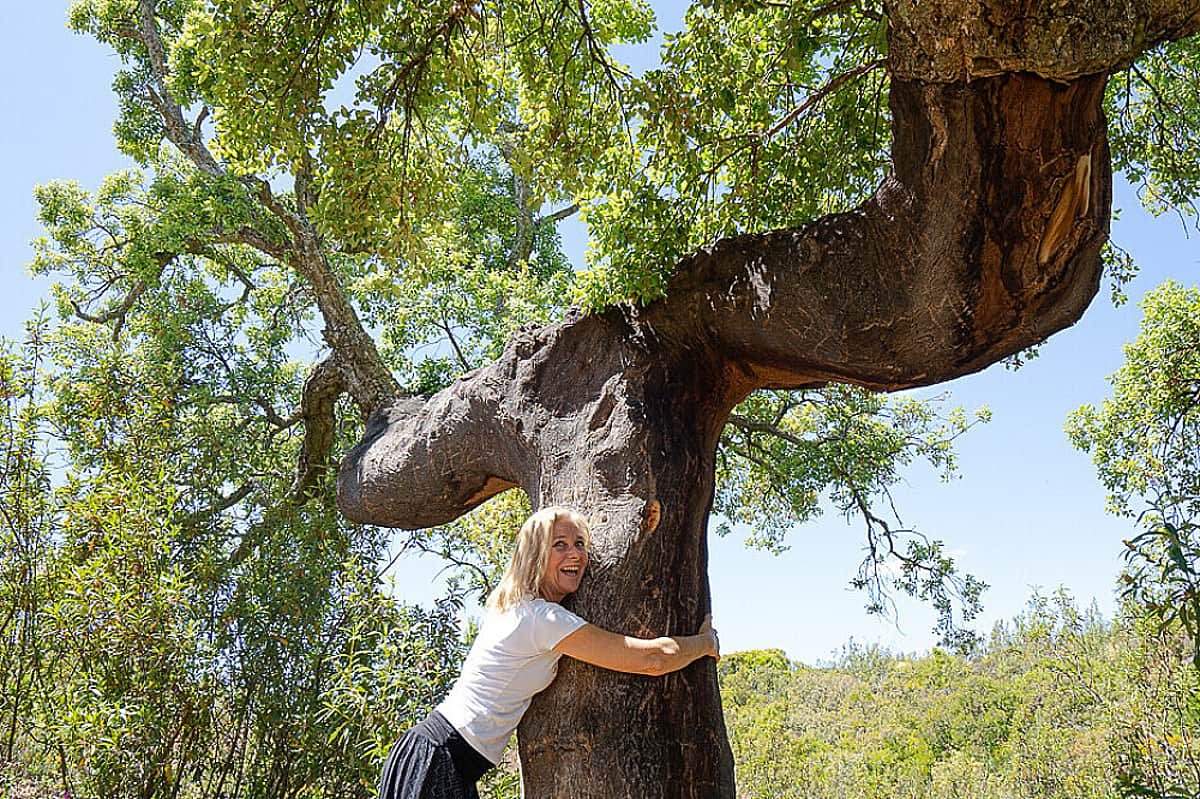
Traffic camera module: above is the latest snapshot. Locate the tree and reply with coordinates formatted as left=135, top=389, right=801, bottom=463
left=30, top=0, right=1200, bottom=796
left=1069, top=282, right=1200, bottom=668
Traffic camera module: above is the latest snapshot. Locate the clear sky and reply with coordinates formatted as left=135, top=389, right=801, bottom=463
left=4, top=4, right=1196, bottom=665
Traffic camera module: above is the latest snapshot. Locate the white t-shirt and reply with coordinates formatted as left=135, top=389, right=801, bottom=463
left=435, top=597, right=588, bottom=764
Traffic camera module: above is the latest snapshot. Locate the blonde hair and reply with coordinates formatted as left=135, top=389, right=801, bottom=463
left=486, top=506, right=592, bottom=611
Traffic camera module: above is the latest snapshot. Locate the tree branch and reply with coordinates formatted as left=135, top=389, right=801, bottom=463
left=339, top=73, right=1113, bottom=533
left=70, top=252, right=175, bottom=339
left=439, top=317, right=473, bottom=372
left=726, top=412, right=821, bottom=449
left=506, top=167, right=537, bottom=271
left=641, top=72, right=1112, bottom=394
left=290, top=355, right=347, bottom=503
left=133, top=0, right=399, bottom=424
left=535, top=202, right=580, bottom=228
left=181, top=482, right=255, bottom=528
left=137, top=0, right=224, bottom=177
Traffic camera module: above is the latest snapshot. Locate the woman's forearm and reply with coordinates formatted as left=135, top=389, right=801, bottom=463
left=554, top=615, right=720, bottom=676
left=645, top=633, right=714, bottom=676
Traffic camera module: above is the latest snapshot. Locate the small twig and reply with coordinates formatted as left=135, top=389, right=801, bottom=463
left=181, top=483, right=256, bottom=527
left=439, top=315, right=473, bottom=372
left=763, top=57, right=885, bottom=141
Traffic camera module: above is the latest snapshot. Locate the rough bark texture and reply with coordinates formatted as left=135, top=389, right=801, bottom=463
left=337, top=3, right=1200, bottom=797
left=887, top=0, right=1200, bottom=82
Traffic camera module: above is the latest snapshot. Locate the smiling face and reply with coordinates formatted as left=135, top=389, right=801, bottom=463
left=539, top=516, right=589, bottom=603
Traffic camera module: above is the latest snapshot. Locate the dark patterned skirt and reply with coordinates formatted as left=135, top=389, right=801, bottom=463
left=378, top=711, right=494, bottom=799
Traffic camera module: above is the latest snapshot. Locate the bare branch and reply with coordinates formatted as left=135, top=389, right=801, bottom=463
left=700, top=58, right=885, bottom=180
left=507, top=169, right=537, bottom=270
left=71, top=279, right=150, bottom=326
left=70, top=252, right=174, bottom=338
left=257, top=396, right=303, bottom=429
left=440, top=318, right=473, bottom=372
left=534, top=202, right=580, bottom=228
left=572, top=0, right=631, bottom=95
left=763, top=58, right=885, bottom=140
left=404, top=536, right=498, bottom=598
left=192, top=104, right=209, bottom=141
left=726, top=412, right=816, bottom=449
left=181, top=482, right=256, bottom=528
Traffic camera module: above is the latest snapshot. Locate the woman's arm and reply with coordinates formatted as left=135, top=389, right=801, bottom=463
left=552, top=615, right=720, bottom=677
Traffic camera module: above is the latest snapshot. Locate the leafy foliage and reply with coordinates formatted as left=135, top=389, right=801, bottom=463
left=1069, top=282, right=1200, bottom=668
left=1108, top=36, right=1200, bottom=223
left=0, top=319, right=469, bottom=799
left=578, top=0, right=890, bottom=305
left=719, top=593, right=1200, bottom=799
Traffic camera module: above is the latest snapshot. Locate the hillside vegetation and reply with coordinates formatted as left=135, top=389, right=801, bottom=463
left=720, top=594, right=1198, bottom=799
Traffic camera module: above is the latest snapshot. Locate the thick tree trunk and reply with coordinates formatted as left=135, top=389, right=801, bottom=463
left=517, top=344, right=738, bottom=798
left=341, top=310, right=743, bottom=795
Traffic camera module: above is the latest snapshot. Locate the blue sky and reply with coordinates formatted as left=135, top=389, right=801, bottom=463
left=4, top=4, right=1196, bottom=664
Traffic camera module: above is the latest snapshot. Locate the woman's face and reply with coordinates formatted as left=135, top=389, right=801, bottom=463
left=540, top=517, right=589, bottom=603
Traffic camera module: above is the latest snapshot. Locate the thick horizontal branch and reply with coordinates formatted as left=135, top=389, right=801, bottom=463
left=338, top=389, right=524, bottom=528
left=340, top=73, right=1114, bottom=531
left=337, top=311, right=648, bottom=529
left=639, top=73, right=1112, bottom=397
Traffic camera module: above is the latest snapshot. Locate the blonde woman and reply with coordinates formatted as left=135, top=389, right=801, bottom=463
left=378, top=506, right=720, bottom=799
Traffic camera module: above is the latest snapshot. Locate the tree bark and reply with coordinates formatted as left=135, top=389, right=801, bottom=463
left=515, top=347, right=738, bottom=798
left=337, top=3, right=1200, bottom=796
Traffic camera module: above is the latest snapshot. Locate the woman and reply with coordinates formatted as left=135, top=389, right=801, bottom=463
left=378, top=506, right=720, bottom=799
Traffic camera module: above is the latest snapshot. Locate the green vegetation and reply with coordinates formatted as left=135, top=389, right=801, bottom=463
left=1070, top=283, right=1200, bottom=671
left=0, top=324, right=468, bottom=798
left=2, top=285, right=1199, bottom=794
left=720, top=593, right=1200, bottom=799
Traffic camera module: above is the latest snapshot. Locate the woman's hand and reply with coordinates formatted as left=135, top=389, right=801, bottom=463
left=699, top=614, right=720, bottom=662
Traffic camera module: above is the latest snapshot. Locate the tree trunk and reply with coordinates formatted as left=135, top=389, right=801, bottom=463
left=517, top=341, right=738, bottom=797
